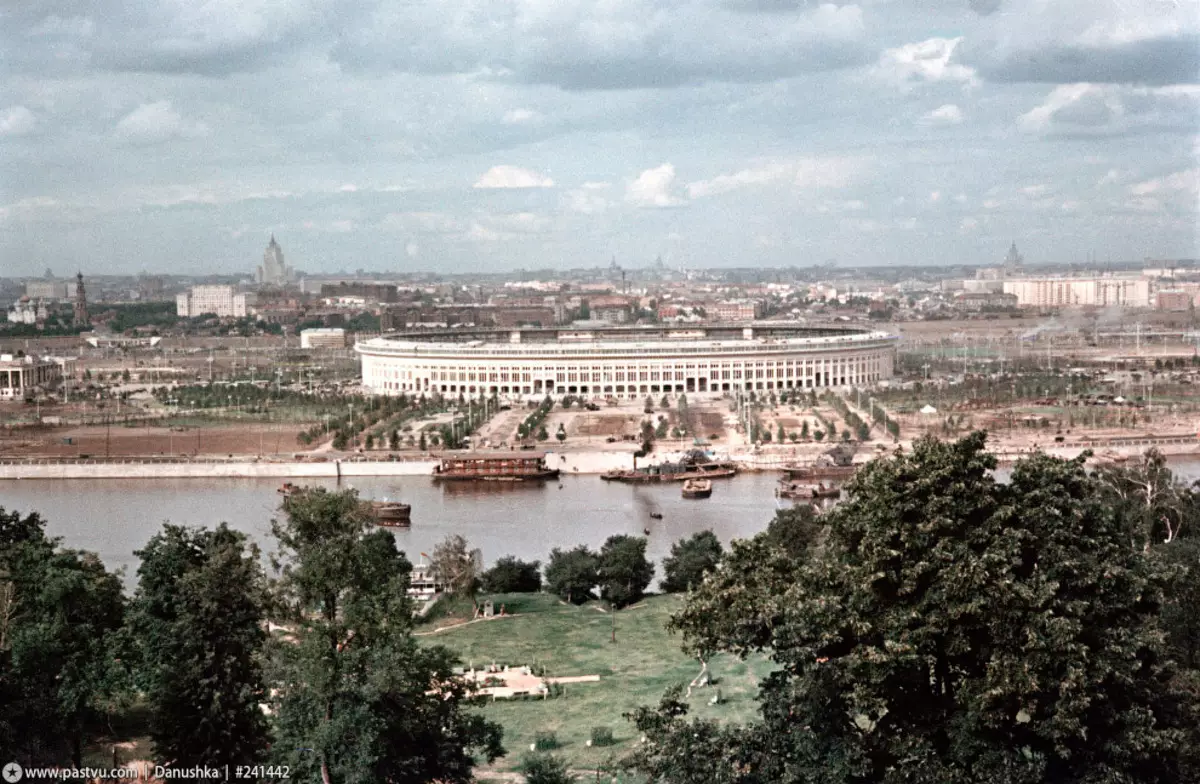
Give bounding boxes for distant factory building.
[176,285,257,318]
[300,327,348,349]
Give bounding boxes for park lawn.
[416,592,775,773]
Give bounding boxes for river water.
[4,459,1198,584]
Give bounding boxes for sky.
[1,0,1197,277]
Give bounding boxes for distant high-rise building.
[1004,242,1025,274]
[256,235,292,285]
[73,272,89,327]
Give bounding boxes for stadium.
[356,324,897,400]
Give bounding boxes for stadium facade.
[356,324,897,400]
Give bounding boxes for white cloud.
[466,212,549,241]
[405,242,419,257]
[565,189,610,215]
[686,157,866,199]
[474,165,555,189]
[876,38,978,89]
[114,100,208,143]
[960,216,979,232]
[337,183,358,192]
[1019,83,1199,133]
[919,104,964,126]
[687,163,791,199]
[0,106,36,137]
[1129,168,1199,197]
[501,108,539,124]
[627,163,685,207]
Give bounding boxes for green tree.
[544,546,599,604]
[130,523,269,767]
[480,556,542,594]
[430,534,481,611]
[597,535,654,609]
[0,508,127,767]
[660,531,724,594]
[776,423,785,444]
[521,752,575,784]
[800,421,809,439]
[1158,538,1200,671]
[269,489,503,782]
[634,434,1200,783]
[556,423,567,443]
[661,395,671,409]
[418,431,427,451]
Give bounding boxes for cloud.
[474,165,555,189]
[875,37,978,90]
[1018,83,1199,134]
[686,157,867,198]
[952,0,1199,86]
[466,211,549,241]
[0,106,37,137]
[406,241,419,257]
[1129,168,1199,197]
[918,104,964,126]
[332,1,869,90]
[627,164,686,207]
[501,108,539,124]
[114,100,208,144]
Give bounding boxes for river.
[4,459,1198,585]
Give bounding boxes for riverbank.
[2,436,1197,480]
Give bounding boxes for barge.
[601,454,737,484]
[366,501,412,527]
[776,481,841,501]
[432,452,561,482]
[681,478,713,499]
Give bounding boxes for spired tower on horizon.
[73,272,89,327]
[256,234,292,285]
[1004,241,1025,275]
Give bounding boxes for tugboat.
[681,478,713,499]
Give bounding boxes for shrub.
[590,726,615,747]
[534,730,559,750]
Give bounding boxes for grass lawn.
[416,592,776,773]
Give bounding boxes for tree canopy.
[269,488,503,783]
[598,535,654,610]
[130,523,269,767]
[481,555,542,594]
[660,531,724,594]
[545,546,600,604]
[630,433,1200,783]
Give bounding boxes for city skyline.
[1,0,1197,277]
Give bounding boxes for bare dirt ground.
[0,421,309,458]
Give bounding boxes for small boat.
[278,482,299,496]
[649,512,663,520]
[681,478,713,499]
[365,501,412,527]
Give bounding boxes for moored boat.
[365,501,412,527]
[278,481,299,496]
[776,481,841,501]
[433,452,560,482]
[681,478,713,499]
[601,457,737,484]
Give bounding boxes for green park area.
[417,592,775,774]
